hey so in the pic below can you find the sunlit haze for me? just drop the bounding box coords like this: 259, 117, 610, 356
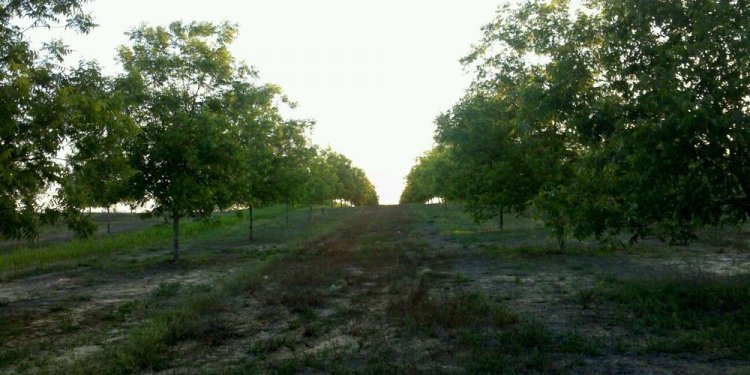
31, 0, 501, 204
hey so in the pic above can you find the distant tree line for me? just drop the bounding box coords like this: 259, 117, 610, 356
1, 0, 378, 260
402, 0, 749, 247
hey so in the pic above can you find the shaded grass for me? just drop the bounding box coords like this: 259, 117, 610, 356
409, 204, 614, 257
249, 335, 299, 357
0, 212, 164, 252
388, 278, 518, 331
76, 284, 229, 373
588, 272, 750, 358
412, 204, 550, 246
61, 204, 606, 374
0, 205, 287, 279
409, 204, 708, 258
214, 345, 365, 375
464, 321, 566, 375
386, 279, 587, 374
98, 300, 139, 323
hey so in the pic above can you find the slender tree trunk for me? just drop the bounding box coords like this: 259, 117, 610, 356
248, 204, 254, 241
106, 206, 111, 234
308, 205, 313, 220
498, 206, 504, 230
285, 200, 289, 228
321, 205, 325, 215
172, 215, 180, 262
444, 200, 448, 211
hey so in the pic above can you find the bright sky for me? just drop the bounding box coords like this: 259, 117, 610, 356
33, 0, 501, 204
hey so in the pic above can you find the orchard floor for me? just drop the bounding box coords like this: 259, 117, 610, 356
1, 204, 750, 374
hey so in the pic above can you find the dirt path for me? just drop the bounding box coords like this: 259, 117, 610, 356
163, 205, 422, 372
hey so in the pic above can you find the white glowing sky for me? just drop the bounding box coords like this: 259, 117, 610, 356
31, 0, 501, 204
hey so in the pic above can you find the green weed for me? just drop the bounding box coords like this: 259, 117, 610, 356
152, 281, 181, 298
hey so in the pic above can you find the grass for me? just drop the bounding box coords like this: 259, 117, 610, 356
0, 205, 289, 279
589, 272, 750, 358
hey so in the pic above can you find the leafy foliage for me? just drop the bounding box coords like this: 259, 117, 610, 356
62, 62, 138, 229
0, 0, 97, 239
399, 145, 458, 204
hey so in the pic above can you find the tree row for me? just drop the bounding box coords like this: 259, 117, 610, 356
1, 1, 378, 260
402, 0, 749, 247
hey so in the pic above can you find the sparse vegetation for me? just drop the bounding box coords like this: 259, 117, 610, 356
588, 273, 750, 358
2, 204, 750, 373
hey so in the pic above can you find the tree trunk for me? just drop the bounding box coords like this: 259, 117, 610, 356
321, 205, 325, 215
498, 206, 504, 230
106, 206, 111, 234
285, 201, 289, 228
308, 205, 313, 220
172, 215, 180, 262
248, 204, 254, 241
